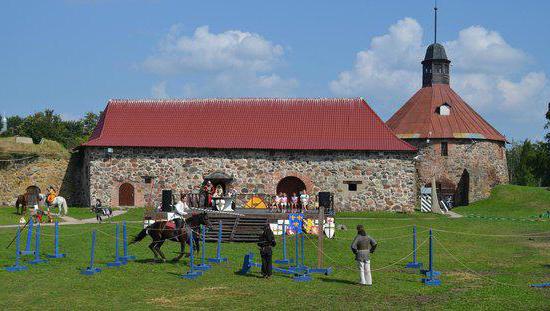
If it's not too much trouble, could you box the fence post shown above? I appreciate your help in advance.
[208,221,227,263]
[421,229,441,286]
[181,228,202,280]
[107,223,124,267]
[405,225,422,269]
[275,222,291,265]
[21,218,34,256]
[5,227,28,272]
[47,221,66,259]
[81,230,101,275]
[195,225,211,271]
[29,223,47,264]
[120,221,136,262]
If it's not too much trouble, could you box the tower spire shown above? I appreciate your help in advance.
[434,0,438,43]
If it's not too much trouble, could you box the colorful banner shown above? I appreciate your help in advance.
[288,213,304,234]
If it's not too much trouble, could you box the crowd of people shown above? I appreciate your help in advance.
[270,190,310,213]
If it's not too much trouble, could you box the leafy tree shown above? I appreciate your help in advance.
[545,102,550,144]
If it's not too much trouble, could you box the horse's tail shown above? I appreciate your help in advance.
[131,226,149,244]
[61,198,68,215]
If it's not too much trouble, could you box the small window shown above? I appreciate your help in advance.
[441,142,448,156]
[437,103,451,116]
[343,181,362,192]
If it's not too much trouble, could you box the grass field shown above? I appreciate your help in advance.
[1,185,549,310]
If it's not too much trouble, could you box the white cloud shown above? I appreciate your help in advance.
[144,25,296,97]
[330,18,422,111]
[151,81,168,99]
[330,18,550,139]
[446,26,527,74]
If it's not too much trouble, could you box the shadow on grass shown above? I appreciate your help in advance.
[542,264,550,269]
[320,277,357,285]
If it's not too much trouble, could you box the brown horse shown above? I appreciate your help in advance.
[131,212,212,262]
[15,195,27,215]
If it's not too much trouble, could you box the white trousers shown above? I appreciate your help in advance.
[357,260,372,285]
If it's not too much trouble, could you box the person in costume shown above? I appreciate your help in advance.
[299,190,310,212]
[258,224,276,278]
[281,193,288,213]
[290,192,298,213]
[203,181,215,208]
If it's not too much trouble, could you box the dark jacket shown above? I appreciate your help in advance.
[258,227,276,254]
[351,234,377,262]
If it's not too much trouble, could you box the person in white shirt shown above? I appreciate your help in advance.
[299,190,310,212]
[173,193,189,232]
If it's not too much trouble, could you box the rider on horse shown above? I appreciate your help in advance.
[173,193,191,240]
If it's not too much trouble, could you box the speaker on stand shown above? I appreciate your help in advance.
[161,189,173,212]
[318,191,333,215]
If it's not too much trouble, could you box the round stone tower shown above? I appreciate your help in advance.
[387,39,508,206]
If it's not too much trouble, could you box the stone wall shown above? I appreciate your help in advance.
[410,139,508,203]
[84,147,417,212]
[0,152,86,207]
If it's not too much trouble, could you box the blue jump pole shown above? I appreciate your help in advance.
[208,221,228,263]
[293,232,312,282]
[120,221,135,262]
[47,221,66,259]
[5,227,28,272]
[181,228,202,279]
[29,223,47,265]
[421,229,441,286]
[195,225,211,271]
[20,218,34,256]
[107,224,124,267]
[81,230,101,275]
[275,223,292,265]
[406,225,422,269]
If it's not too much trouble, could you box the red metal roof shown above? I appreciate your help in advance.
[84,98,415,151]
[386,85,506,142]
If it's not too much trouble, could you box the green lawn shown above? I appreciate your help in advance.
[453,185,550,218]
[0,187,549,310]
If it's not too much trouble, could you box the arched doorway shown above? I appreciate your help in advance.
[119,183,135,206]
[456,170,470,206]
[276,176,306,196]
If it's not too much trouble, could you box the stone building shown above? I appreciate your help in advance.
[387,43,508,205]
[80,98,417,211]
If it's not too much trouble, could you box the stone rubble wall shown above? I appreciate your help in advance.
[410,139,508,203]
[85,147,418,212]
[0,152,86,207]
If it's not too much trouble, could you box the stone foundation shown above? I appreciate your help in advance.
[84,147,417,212]
[410,139,508,203]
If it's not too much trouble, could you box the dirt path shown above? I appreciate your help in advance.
[0,210,132,229]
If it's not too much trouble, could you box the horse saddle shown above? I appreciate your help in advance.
[165,221,176,230]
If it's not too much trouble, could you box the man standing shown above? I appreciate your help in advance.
[258,224,277,278]
[351,224,377,286]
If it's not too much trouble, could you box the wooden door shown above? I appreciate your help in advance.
[119,183,135,206]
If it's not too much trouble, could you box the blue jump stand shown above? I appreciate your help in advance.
[208,221,228,264]
[47,221,66,259]
[274,223,293,265]
[119,221,136,262]
[81,230,101,275]
[530,283,550,288]
[5,227,28,272]
[107,224,125,267]
[292,233,312,281]
[421,229,441,286]
[29,224,48,265]
[405,225,423,269]
[181,231,202,280]
[194,225,211,271]
[20,219,35,256]
[240,252,298,276]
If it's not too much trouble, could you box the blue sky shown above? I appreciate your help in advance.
[1,0,549,141]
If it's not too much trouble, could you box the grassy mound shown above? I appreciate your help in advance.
[0,136,69,160]
[453,185,550,218]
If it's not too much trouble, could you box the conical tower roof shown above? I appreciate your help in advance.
[387,84,506,142]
